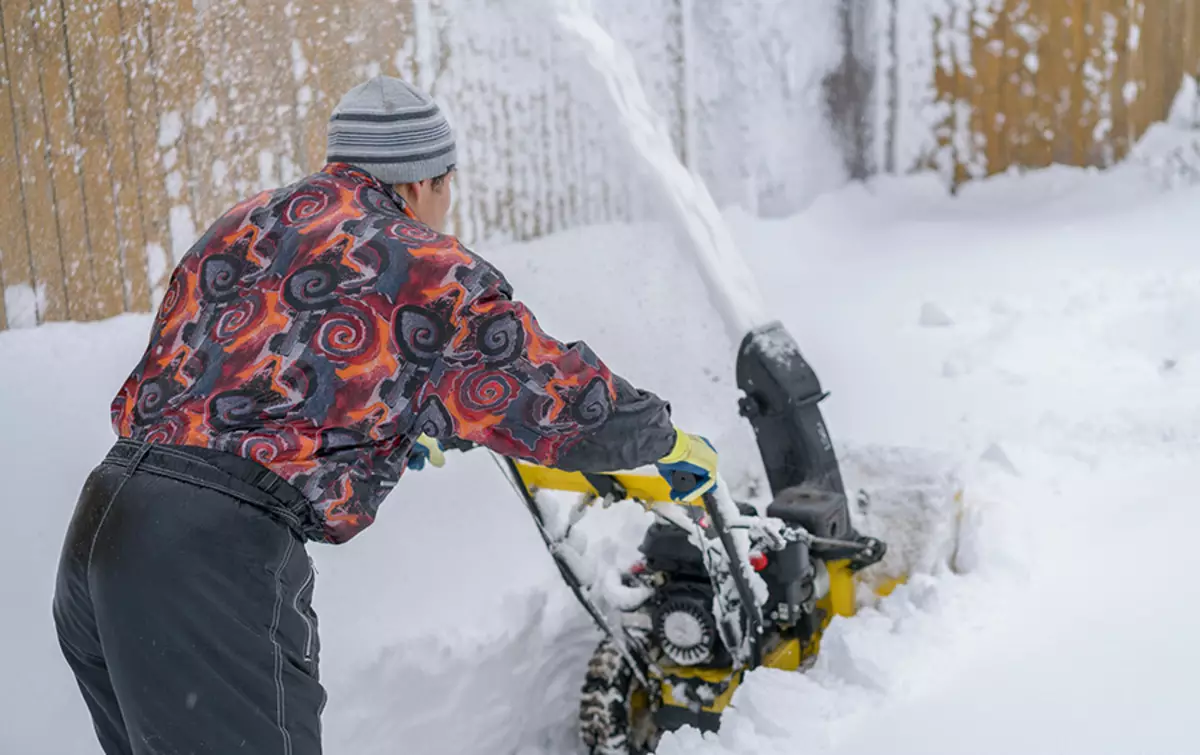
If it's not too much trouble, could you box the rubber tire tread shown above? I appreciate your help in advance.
[579,638,653,755]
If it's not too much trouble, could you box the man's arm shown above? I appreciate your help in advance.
[417,257,677,472]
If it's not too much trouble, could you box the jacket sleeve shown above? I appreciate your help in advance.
[417,257,677,472]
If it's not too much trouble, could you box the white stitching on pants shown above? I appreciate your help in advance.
[269,536,297,755]
[85,491,121,575]
[87,443,152,572]
[292,555,316,668]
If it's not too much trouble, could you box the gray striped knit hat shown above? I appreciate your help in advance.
[326,75,457,185]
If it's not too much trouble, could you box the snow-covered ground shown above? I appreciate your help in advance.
[3,161,1199,754]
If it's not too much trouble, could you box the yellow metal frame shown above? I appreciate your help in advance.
[513,461,688,507]
[653,638,806,716]
[514,461,905,719]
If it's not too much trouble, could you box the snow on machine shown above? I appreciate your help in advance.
[474,14,962,745]
[485,321,942,753]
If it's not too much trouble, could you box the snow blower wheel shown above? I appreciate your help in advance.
[579,638,659,755]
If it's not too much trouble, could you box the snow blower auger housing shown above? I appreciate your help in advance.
[498,322,893,754]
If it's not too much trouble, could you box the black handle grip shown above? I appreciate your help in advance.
[439,437,478,453]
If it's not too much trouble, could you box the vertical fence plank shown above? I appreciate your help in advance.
[1026,0,1055,169]
[90,0,150,312]
[241,0,301,190]
[117,0,171,301]
[1162,0,1185,108]
[289,2,344,178]
[1105,0,1124,163]
[1034,0,1057,168]
[1105,0,1132,161]
[357,0,417,113]
[3,0,68,322]
[1053,0,1084,166]
[1138,0,1164,135]
[291,0,339,176]
[1078,0,1105,165]
[221,0,314,199]
[943,2,978,184]
[60,0,125,318]
[214,2,256,200]
[191,1,239,222]
[928,10,953,179]
[146,0,202,258]
[1005,0,1044,169]
[0,11,34,328]
[31,0,94,321]
[1178,0,1193,81]
[1150,0,1170,121]
[972,1,1010,177]
[1190,0,1200,75]
[191,3,240,226]
[1123,2,1147,144]
[1171,0,1185,103]
[1079,0,1099,164]
[535,21,556,239]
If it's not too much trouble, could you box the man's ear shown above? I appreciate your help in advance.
[410,179,433,200]
[393,181,419,204]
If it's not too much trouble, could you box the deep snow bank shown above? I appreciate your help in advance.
[3,163,1200,754]
[654,167,1200,754]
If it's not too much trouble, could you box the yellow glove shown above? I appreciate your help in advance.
[654,428,718,502]
[408,434,445,471]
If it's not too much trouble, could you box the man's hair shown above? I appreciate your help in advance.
[430,165,455,190]
[397,165,454,193]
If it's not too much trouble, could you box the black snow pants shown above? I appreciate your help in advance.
[53,438,327,755]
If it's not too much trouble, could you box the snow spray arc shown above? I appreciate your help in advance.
[496,4,890,752]
[554,0,846,498]
[554,0,769,343]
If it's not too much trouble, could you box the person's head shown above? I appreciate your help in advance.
[390,166,455,233]
[326,75,458,232]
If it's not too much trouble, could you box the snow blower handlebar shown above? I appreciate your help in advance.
[493,452,657,690]
[728,514,883,564]
[664,472,877,560]
[452,438,879,564]
[668,470,765,668]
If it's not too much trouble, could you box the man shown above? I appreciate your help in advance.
[52,75,719,754]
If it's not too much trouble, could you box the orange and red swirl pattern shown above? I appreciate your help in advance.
[110,164,674,543]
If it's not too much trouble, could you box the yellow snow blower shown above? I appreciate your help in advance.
[492,321,906,754]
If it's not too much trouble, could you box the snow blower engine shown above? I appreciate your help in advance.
[481,321,892,754]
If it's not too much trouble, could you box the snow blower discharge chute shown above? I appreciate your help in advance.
[469,321,902,754]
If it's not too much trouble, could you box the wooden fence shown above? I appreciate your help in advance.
[0,0,430,330]
[2,1,1199,331]
[882,0,1200,183]
[0,0,712,330]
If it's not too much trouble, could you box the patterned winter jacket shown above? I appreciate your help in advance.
[111,163,676,543]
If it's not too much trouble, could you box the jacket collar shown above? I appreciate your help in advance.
[320,162,418,220]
